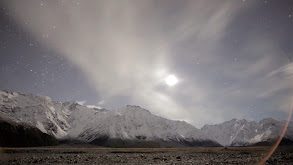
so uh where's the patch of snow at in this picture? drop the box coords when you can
[36,121,47,133]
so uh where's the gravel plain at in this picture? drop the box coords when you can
[0,146,292,165]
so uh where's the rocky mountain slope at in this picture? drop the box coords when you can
[0,111,58,147]
[0,90,291,147]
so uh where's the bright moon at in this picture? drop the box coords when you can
[165,75,178,86]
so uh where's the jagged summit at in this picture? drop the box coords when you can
[118,105,152,114]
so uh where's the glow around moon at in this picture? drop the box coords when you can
[165,75,178,86]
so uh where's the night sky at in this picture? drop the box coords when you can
[0,0,293,127]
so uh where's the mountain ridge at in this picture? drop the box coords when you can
[0,90,292,147]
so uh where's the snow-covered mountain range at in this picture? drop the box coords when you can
[0,90,292,147]
[202,118,293,146]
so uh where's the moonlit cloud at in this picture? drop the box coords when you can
[77,100,86,106]
[86,105,102,109]
[2,0,293,127]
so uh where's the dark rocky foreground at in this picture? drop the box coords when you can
[0,146,292,164]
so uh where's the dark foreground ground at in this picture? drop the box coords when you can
[0,146,292,165]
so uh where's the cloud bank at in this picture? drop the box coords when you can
[2,0,293,126]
